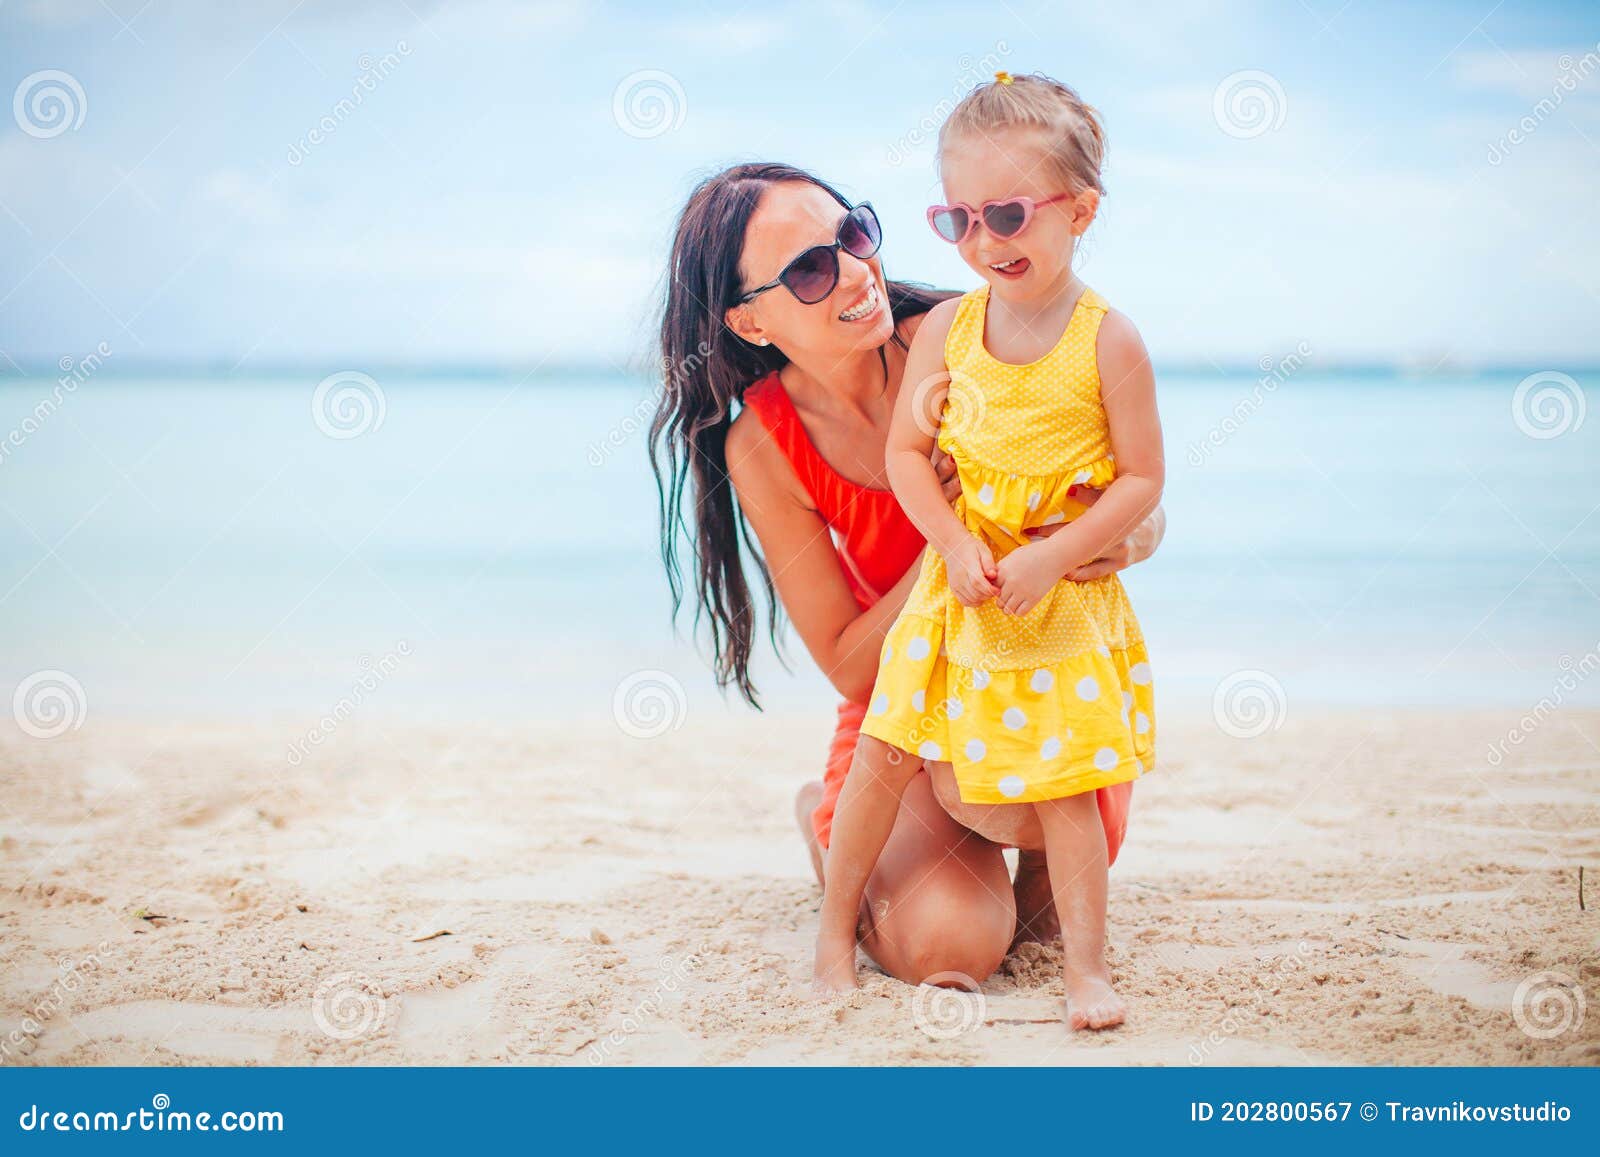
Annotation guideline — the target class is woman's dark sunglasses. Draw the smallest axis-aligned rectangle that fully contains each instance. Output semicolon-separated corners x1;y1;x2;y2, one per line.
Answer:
737;203;882;306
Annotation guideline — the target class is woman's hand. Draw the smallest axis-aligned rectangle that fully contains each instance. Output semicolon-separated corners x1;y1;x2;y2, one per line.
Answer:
931;447;960;503
1026;488;1167;581
942;534;998;607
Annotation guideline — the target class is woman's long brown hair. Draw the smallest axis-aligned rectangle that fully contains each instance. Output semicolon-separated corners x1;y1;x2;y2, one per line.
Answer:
648;162;951;707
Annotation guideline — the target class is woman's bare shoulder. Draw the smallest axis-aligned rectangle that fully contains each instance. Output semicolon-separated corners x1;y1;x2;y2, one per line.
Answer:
726;404;807;509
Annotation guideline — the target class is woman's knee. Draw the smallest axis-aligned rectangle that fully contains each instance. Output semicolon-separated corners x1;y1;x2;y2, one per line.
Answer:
866;888;1011;985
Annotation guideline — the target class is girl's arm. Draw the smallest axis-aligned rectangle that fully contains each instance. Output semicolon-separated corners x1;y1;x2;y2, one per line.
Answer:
885;298;999;606
996;311;1165;615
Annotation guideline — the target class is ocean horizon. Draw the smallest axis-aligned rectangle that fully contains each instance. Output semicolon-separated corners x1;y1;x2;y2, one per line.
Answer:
2;367;1595;726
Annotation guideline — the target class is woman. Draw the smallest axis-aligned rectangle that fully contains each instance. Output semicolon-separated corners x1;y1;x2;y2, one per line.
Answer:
650;163;1164;986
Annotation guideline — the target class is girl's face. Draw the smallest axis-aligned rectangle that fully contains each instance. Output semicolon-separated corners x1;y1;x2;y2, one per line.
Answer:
939;129;1099;303
725;182;894;362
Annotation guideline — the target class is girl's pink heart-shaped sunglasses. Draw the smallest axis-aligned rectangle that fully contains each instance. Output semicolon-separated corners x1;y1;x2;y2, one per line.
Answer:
927;192;1071;244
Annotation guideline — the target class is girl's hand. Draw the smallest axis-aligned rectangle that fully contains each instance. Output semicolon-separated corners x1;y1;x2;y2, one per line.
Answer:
995;540;1069;616
931;447;961;504
942;534;998;607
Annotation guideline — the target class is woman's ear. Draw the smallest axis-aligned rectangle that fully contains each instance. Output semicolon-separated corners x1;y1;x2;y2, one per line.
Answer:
724;303;770;348
1070;188;1101;236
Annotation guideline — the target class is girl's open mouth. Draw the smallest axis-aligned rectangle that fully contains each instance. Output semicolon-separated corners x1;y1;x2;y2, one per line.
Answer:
988;257;1030;279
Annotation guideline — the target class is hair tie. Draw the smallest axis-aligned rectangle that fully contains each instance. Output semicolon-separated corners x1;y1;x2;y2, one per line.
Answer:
994;70;1014;85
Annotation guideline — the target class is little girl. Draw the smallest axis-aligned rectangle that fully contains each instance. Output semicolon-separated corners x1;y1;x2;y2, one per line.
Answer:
812;73;1163;1031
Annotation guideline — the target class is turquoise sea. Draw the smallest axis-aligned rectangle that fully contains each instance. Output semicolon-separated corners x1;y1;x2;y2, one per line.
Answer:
0;369;1595;723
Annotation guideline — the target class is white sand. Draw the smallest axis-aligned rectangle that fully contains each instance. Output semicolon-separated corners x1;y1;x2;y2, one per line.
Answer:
2;708;1597;1066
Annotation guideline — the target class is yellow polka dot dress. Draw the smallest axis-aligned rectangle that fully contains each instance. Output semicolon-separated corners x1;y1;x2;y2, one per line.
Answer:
859;285;1155;805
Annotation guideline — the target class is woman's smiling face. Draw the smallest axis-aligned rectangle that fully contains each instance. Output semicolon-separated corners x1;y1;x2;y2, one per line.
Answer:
725;181;894;360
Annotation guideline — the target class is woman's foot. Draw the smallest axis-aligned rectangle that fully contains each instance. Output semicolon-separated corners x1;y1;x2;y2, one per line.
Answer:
1062;965;1125;1031
812;932;859;997
1011;850;1060;947
795;780;825;887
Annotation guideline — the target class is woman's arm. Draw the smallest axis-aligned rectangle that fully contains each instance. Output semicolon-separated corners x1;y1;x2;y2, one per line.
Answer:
1062;503;1166;581
725;409;954;704
995;311;1165;615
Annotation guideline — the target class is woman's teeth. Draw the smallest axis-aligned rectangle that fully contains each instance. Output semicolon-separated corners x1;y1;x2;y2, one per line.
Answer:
837;283;879;321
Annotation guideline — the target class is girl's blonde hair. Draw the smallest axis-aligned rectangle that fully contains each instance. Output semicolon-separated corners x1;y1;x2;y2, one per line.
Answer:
938;72;1106;195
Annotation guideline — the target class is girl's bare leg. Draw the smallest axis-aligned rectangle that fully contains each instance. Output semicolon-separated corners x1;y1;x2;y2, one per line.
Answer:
857;768;1014;986
814;735;924;993
1035;791;1126;1030
797;774;1017;990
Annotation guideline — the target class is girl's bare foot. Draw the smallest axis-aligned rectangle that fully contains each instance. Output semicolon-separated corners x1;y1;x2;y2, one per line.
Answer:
1062;967;1125;1031
812;933;859;997
1011;850;1060;947
795;781;825;887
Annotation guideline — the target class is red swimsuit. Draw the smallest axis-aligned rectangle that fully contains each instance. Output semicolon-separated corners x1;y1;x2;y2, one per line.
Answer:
740;370;1132;861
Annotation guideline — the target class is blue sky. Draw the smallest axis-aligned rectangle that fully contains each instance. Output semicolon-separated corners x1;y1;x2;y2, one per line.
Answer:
1;0;1597;372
